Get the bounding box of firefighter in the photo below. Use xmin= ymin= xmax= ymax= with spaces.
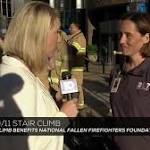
xmin=67 ymin=23 xmax=86 ymax=109
xmin=50 ymin=30 xmax=69 ymax=93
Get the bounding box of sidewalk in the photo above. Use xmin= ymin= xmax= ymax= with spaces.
xmin=64 ymin=63 xmax=114 ymax=150
xmin=82 ymin=63 xmax=113 ymax=117
xmin=64 ymin=64 xmax=111 ymax=150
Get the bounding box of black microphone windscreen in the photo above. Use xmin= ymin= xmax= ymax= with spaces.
xmin=62 ymin=71 xmax=71 ymax=80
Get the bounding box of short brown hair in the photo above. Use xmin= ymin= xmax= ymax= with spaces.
xmin=71 ymin=23 xmax=80 ymax=29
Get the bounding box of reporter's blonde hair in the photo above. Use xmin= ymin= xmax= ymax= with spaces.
xmin=3 ymin=1 xmax=59 ymax=74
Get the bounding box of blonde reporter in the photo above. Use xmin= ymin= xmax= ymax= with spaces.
xmin=0 ymin=1 xmax=78 ymax=150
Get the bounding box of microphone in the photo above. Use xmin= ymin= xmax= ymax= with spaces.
xmin=60 ymin=71 xmax=78 ymax=101
xmin=61 ymin=71 xmax=71 ymax=80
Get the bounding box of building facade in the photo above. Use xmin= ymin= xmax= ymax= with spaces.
xmin=0 ymin=0 xmax=149 ymax=63
xmin=86 ymin=0 xmax=150 ymax=64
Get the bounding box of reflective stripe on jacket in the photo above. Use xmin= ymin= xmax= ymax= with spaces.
xmin=68 ymin=31 xmax=86 ymax=70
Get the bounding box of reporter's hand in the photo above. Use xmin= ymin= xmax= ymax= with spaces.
xmin=60 ymin=98 xmax=78 ymax=117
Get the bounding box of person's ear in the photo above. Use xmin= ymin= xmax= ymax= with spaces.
xmin=143 ymin=33 xmax=150 ymax=44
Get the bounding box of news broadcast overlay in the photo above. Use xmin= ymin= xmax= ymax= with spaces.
xmin=60 ymin=78 xmax=78 ymax=94
xmin=1 ymin=117 xmax=150 ymax=135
